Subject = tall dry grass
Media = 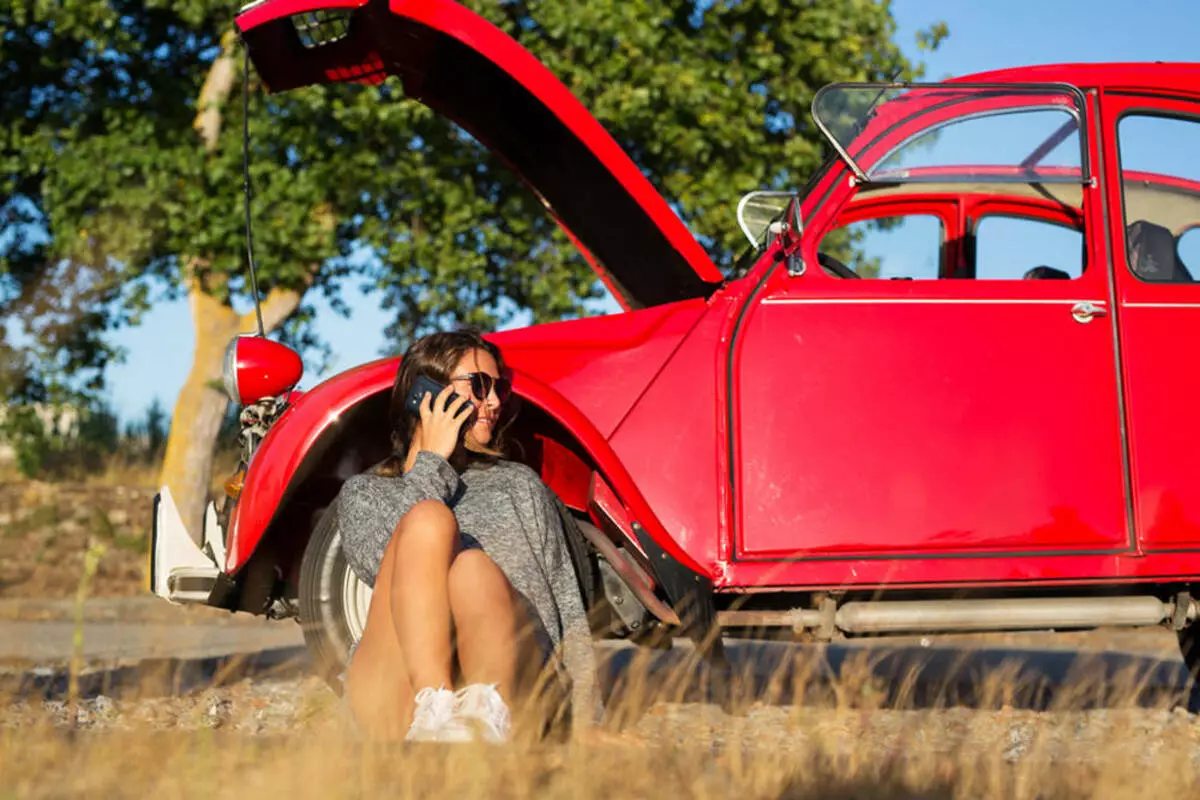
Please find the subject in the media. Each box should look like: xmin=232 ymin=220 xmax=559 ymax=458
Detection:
xmin=3 ymin=632 xmax=1199 ymax=799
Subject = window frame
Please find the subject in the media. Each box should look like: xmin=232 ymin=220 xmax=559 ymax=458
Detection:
xmin=811 ymin=81 xmax=1092 ymax=186
xmin=966 ymin=201 xmax=1086 ymax=281
xmin=1113 ymin=106 xmax=1200 ymax=285
xmin=817 ymin=198 xmax=953 ymax=280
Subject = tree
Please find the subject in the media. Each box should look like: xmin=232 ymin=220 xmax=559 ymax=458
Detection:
xmin=2 ymin=0 xmax=945 ymax=537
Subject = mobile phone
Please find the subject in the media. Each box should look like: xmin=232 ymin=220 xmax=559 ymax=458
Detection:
xmin=404 ymin=373 xmax=471 ymax=416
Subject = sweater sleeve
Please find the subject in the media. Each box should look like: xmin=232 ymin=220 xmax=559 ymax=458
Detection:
xmin=336 ymin=451 xmax=463 ymax=587
xmin=528 ymin=480 xmax=601 ymax=731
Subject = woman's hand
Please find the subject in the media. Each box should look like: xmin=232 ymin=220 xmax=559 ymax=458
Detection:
xmin=414 ymin=384 xmax=474 ymax=460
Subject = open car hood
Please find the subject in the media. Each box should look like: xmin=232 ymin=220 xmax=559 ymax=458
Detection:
xmin=236 ymin=0 xmax=723 ymax=310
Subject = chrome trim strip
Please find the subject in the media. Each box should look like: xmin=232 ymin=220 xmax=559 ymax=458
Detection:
xmin=811 ymin=110 xmax=870 ymax=183
xmin=1122 ymin=302 xmax=1200 ymax=309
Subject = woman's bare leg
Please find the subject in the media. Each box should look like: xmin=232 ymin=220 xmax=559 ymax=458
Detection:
xmin=344 ymin=531 xmax=413 ymax=739
xmin=345 ymin=499 xmax=460 ymax=736
xmin=387 ymin=499 xmax=461 ymax=692
xmin=447 ymin=549 xmax=521 ymax=703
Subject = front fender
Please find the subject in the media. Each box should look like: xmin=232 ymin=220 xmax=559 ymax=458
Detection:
xmin=225 ymin=355 xmax=709 ymax=579
xmin=225 ymin=357 xmax=399 ymax=573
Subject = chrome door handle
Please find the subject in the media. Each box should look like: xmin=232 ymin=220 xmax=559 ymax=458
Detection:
xmin=1071 ymin=301 xmax=1108 ymax=323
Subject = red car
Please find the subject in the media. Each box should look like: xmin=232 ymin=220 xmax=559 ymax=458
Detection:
xmin=151 ymin=0 xmax=1200 ymax=688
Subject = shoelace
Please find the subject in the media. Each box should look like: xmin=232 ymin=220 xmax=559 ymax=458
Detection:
xmin=455 ymin=684 xmax=511 ymax=732
xmin=412 ymin=686 xmax=456 ymax=731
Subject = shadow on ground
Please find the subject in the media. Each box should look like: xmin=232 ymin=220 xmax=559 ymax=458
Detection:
xmin=0 ymin=646 xmax=311 ymax=701
xmin=6 ymin=636 xmax=1198 ymax=718
xmin=597 ymin=637 xmax=1199 ymax=716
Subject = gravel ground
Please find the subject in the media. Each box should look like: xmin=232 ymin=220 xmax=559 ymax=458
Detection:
xmin=3 ymin=595 xmax=1197 ymax=764
xmin=6 ymin=671 xmax=1200 ymax=774
xmin=1 ymin=674 xmax=335 ymax=735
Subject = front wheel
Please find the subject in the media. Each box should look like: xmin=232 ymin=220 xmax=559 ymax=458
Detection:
xmin=298 ymin=506 xmax=373 ymax=694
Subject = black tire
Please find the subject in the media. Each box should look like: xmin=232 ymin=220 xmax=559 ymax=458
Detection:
xmin=551 ymin=496 xmax=599 ymax=615
xmin=1179 ymin=625 xmax=1200 ymax=711
xmin=298 ymin=505 xmax=368 ymax=695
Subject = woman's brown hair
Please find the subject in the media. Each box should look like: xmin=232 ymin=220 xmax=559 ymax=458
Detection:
xmin=375 ymin=329 xmax=512 ymax=477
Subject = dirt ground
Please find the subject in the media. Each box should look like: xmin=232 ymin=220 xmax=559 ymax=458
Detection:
xmin=0 ymin=480 xmax=155 ymax=599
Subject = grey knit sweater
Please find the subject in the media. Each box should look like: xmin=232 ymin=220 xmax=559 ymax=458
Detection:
xmin=334 ymin=450 xmax=596 ymax=726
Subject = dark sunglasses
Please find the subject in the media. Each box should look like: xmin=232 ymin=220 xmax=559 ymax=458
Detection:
xmin=450 ymin=372 xmax=512 ymax=403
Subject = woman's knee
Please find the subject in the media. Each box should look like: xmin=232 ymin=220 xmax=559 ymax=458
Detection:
xmin=389 ymin=500 xmax=458 ymax=553
xmin=448 ymin=551 xmax=515 ymax=620
xmin=400 ymin=499 xmax=457 ymax=532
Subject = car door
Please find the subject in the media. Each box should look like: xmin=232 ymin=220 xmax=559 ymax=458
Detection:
xmin=732 ymin=85 xmax=1129 ymax=562
xmin=1101 ymin=93 xmax=1200 ymax=549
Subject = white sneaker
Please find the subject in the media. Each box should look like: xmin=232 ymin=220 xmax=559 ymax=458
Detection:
xmin=454 ymin=683 xmax=511 ymax=743
xmin=406 ymin=686 xmax=473 ymax=742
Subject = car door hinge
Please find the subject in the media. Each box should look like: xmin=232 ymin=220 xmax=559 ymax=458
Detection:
xmin=786 ymin=254 xmax=806 ymax=277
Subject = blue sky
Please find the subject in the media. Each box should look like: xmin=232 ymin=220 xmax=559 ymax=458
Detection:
xmin=103 ymin=0 xmax=1200 ymax=422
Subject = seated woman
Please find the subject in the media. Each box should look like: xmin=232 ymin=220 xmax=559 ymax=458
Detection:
xmin=335 ymin=329 xmax=594 ymax=742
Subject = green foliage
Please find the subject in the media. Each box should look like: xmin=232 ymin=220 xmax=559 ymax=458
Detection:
xmin=0 ymin=401 xmax=116 ymax=478
xmin=2 ymin=0 xmax=947 ymax=367
xmin=3 ymin=405 xmax=55 ymax=478
xmin=123 ymin=396 xmax=169 ymax=459
xmin=0 ymin=397 xmax=166 ymax=478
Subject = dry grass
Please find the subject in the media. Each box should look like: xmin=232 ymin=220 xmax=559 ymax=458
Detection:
xmin=74 ymin=446 xmax=240 ymax=496
xmin=4 ymin=638 xmax=1200 ymax=799
xmin=0 ymin=442 xmax=239 ymax=494
xmin=76 ymin=457 xmax=161 ymax=489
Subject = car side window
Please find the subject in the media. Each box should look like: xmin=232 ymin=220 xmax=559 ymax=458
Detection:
xmin=974 ymin=215 xmax=1084 ymax=280
xmin=1117 ymin=114 xmax=1200 ymax=283
xmin=819 ymin=214 xmax=942 ymax=279
xmin=1180 ymin=228 xmax=1200 ymax=274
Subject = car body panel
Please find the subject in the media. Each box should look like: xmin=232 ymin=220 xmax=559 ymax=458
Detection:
xmin=1101 ymin=91 xmax=1200 ymax=552
xmin=733 ymin=280 xmax=1128 ymax=559
xmin=729 ymin=84 xmax=1125 ymax=564
xmin=235 ymin=0 xmax=721 ymax=311
xmin=606 ymin=280 xmax=757 ymax=571
xmin=488 ymin=301 xmax=709 ymax=440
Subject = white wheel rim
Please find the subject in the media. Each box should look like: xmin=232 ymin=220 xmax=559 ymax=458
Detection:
xmin=341 ymin=568 xmax=373 ymax=642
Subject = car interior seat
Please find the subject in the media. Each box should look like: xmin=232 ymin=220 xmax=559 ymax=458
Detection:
xmin=1127 ymin=219 xmax=1192 ymax=282
xmin=1022 ymin=265 xmax=1071 ymax=280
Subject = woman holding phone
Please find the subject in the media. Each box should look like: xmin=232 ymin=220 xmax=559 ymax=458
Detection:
xmin=333 ymin=329 xmax=594 ymax=742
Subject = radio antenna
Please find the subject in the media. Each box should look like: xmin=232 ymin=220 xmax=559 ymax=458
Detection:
xmin=242 ymin=42 xmax=266 ymax=338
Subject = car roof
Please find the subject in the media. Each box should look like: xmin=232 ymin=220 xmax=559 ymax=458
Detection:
xmin=952 ymin=62 xmax=1200 ymax=93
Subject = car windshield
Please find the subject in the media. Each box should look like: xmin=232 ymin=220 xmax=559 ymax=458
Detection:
xmin=811 ymin=84 xmax=1090 ymax=185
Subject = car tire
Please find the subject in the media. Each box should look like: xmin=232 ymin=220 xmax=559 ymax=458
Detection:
xmin=297 ymin=496 xmax=597 ymax=695
xmin=1179 ymin=625 xmax=1200 ymax=710
xmin=298 ymin=504 xmax=372 ymax=695
xmin=551 ymin=496 xmax=599 ymax=614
